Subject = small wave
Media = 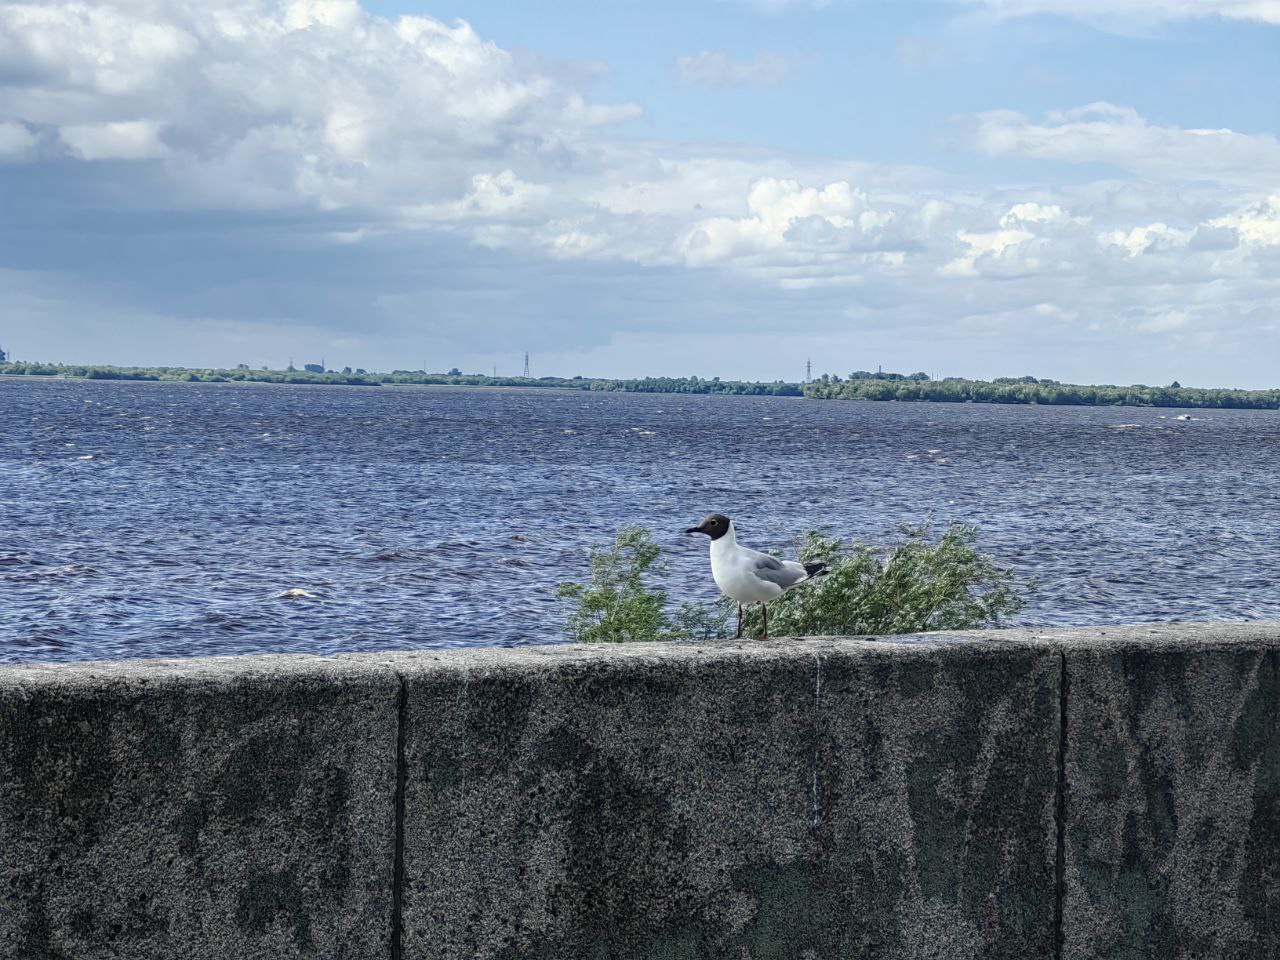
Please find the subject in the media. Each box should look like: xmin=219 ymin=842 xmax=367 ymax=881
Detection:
xmin=193 ymin=612 xmax=253 ymax=631
xmin=0 ymin=555 xmax=42 ymax=567
xmin=6 ymin=632 xmax=68 ymax=650
xmin=368 ymin=549 xmax=413 ymax=562
xmin=275 ymin=588 xmax=320 ymax=600
xmin=405 ymin=569 xmax=477 ymax=581
xmin=21 ymin=563 xmax=100 ymax=579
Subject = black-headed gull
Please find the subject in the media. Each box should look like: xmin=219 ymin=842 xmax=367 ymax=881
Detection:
xmin=685 ymin=513 xmax=826 ymax=639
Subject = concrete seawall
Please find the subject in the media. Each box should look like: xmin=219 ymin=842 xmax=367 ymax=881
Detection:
xmin=1 ymin=624 xmax=1276 ymax=959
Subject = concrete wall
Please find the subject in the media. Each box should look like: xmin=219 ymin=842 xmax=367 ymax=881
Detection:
xmin=0 ymin=656 xmax=399 ymax=960
xmin=1058 ymin=628 xmax=1279 ymax=960
xmin=1 ymin=624 xmax=1276 ymax=959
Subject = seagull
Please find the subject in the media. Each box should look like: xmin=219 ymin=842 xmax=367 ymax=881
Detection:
xmin=685 ymin=513 xmax=826 ymax=639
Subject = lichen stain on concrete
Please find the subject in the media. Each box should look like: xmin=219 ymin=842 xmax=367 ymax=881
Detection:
xmin=1233 ymin=648 xmax=1280 ymax=953
xmin=235 ymin=866 xmax=316 ymax=952
xmin=1063 ymin=638 xmax=1280 ymax=960
xmin=218 ymin=719 xmax=319 ymax=823
xmin=6 ymin=689 xmax=123 ymax=845
xmin=14 ymin=879 xmax=56 ymax=960
xmin=731 ymin=861 xmax=841 ymax=960
xmin=176 ymin=795 xmax=209 ymax=857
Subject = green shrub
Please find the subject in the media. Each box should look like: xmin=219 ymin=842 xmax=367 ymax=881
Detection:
xmin=558 ymin=523 xmax=1025 ymax=643
xmin=556 ymin=526 xmax=723 ymax=643
xmin=737 ymin=523 xmax=1024 ymax=638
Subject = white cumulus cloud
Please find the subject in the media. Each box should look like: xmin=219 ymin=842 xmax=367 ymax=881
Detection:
xmin=1209 ymin=194 xmax=1280 ymax=246
xmin=674 ymin=177 xmax=905 ymax=291
xmin=0 ymin=0 xmax=641 ymax=210
xmin=1100 ymin=223 xmax=1192 ymax=258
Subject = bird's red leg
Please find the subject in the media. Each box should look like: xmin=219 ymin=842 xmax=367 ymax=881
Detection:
xmin=735 ymin=603 xmax=743 ymax=639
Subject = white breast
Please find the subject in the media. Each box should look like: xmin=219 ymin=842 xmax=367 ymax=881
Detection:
xmin=708 ymin=530 xmax=786 ymax=604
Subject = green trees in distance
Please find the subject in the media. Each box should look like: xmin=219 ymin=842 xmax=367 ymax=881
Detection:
xmin=557 ymin=523 xmax=1025 ymax=643
xmin=801 ymin=375 xmax=1280 ymax=409
xmin=0 ymin=361 xmax=801 ymax=396
xmin=0 ymin=361 xmax=381 ymax=386
xmin=1 ymin=359 xmax=1277 ymax=408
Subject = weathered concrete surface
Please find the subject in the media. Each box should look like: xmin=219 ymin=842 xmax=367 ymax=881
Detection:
xmin=4 ymin=625 xmax=1277 ymax=959
xmin=0 ymin=655 xmax=399 ymax=960
xmin=1052 ymin=623 xmax=1280 ymax=960
xmin=387 ymin=637 xmax=1061 ymax=960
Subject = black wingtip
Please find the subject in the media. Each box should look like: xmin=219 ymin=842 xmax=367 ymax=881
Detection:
xmin=803 ymin=561 xmax=828 ymax=579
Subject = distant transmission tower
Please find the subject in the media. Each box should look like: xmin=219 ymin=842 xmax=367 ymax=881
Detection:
xmin=806 ymin=359 xmax=812 ymax=383
xmin=523 ymin=352 xmax=530 ymax=378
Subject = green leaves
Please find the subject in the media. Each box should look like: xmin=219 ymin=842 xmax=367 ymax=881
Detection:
xmin=739 ymin=523 xmax=1025 ymax=638
xmin=556 ymin=526 xmax=693 ymax=644
xmin=558 ymin=523 xmax=1026 ymax=643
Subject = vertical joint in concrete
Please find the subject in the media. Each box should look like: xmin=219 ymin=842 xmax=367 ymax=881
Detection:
xmin=391 ymin=673 xmax=408 ymax=960
xmin=810 ymin=652 xmax=824 ymax=830
xmin=1053 ymin=650 xmax=1069 ymax=960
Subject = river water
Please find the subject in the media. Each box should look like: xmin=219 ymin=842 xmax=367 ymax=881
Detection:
xmin=3 ymin=378 xmax=1278 ymax=663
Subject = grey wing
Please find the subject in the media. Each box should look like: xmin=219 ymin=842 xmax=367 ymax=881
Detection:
xmin=752 ymin=554 xmax=808 ymax=589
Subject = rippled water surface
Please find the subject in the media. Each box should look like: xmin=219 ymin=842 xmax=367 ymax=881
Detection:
xmin=3 ymin=378 xmax=1279 ymax=663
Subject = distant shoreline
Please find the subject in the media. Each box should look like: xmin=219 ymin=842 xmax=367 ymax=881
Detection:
xmin=2 ymin=362 xmax=1277 ymax=410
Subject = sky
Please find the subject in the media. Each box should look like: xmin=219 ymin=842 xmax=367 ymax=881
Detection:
xmin=1 ymin=0 xmax=1278 ymax=386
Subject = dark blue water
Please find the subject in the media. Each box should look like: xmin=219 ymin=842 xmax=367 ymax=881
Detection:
xmin=3 ymin=378 xmax=1279 ymax=663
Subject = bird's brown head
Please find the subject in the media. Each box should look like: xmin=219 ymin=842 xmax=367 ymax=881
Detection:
xmin=685 ymin=514 xmax=731 ymax=540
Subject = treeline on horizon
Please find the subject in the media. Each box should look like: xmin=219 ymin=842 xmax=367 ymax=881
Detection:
xmin=802 ymin=372 xmax=1280 ymax=409
xmin=0 ymin=361 xmax=802 ymax=395
xmin=2 ymin=361 xmax=1278 ymax=409
xmin=0 ymin=360 xmax=383 ymax=386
